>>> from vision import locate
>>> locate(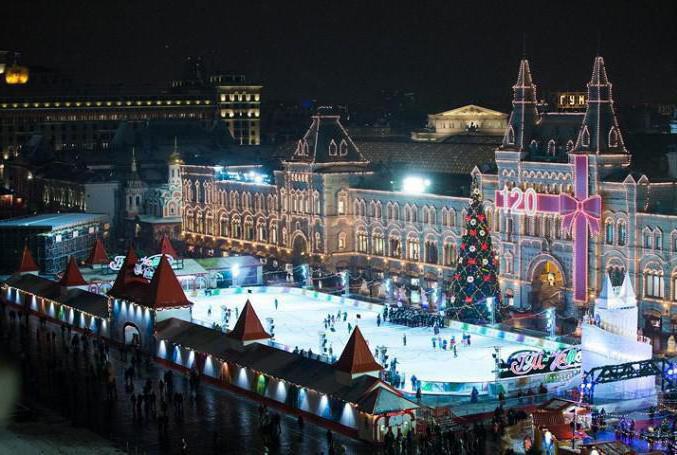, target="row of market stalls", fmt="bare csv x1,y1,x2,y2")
1,244,418,443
